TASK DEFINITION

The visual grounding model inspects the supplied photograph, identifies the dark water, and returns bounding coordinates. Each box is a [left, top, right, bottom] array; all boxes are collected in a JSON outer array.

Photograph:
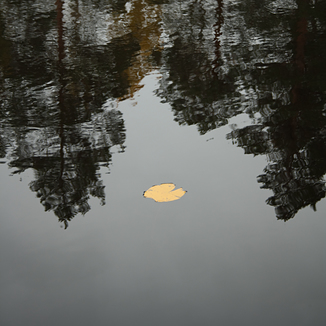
[[0, 1, 325, 325]]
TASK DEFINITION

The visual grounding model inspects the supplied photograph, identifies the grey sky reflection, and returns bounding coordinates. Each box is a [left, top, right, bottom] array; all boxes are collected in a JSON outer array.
[[1, 74, 325, 326]]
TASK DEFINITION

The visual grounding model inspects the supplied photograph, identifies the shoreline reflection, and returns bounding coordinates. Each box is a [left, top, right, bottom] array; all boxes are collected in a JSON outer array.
[[0, 0, 325, 226]]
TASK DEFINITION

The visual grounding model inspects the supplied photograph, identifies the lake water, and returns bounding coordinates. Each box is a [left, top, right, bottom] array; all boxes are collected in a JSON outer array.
[[0, 1, 325, 325]]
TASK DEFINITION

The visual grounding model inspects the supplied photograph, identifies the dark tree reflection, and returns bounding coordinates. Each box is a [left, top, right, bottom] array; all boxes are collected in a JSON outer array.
[[0, 0, 325, 224], [0, 0, 137, 227], [225, 0, 326, 220], [158, 0, 326, 220], [158, 0, 238, 134]]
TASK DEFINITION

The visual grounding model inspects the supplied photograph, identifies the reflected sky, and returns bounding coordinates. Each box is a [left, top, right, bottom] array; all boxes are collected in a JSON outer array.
[[1, 71, 326, 326]]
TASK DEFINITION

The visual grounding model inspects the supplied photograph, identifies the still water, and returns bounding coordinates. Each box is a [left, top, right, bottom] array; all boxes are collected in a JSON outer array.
[[0, 0, 325, 325]]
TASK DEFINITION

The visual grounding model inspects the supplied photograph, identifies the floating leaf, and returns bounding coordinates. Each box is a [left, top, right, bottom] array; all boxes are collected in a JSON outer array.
[[143, 183, 186, 202]]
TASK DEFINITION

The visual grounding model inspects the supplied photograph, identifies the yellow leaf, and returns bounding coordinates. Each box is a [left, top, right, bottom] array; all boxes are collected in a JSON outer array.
[[143, 183, 186, 202]]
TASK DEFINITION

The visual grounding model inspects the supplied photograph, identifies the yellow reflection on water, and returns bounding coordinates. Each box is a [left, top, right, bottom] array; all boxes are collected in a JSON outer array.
[[118, 0, 163, 100]]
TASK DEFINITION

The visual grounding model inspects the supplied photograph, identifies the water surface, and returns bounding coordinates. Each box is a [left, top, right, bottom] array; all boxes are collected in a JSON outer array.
[[0, 1, 325, 325]]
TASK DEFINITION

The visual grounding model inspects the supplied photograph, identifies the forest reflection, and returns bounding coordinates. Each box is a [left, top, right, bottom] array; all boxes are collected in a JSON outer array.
[[0, 0, 325, 226]]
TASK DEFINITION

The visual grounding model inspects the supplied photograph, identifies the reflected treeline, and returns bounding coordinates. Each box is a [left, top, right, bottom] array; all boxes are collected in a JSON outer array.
[[158, 0, 237, 133], [0, 0, 325, 224], [0, 0, 165, 227], [0, 0, 135, 227], [158, 0, 326, 220], [229, 0, 326, 220]]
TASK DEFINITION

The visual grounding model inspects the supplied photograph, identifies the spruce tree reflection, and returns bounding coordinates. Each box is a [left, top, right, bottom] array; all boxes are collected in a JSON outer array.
[[158, 0, 237, 134], [1, 0, 325, 225], [0, 0, 140, 227], [158, 0, 326, 220], [227, 0, 326, 220]]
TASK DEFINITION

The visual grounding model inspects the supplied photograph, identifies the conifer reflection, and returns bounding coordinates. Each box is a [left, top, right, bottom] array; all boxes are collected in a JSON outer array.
[[158, 0, 326, 220], [0, 0, 325, 224], [158, 0, 236, 134], [226, 0, 326, 220], [0, 0, 136, 227]]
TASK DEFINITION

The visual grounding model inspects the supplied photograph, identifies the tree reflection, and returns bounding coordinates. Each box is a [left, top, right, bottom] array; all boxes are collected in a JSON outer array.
[[225, 0, 326, 220], [0, 0, 325, 224], [158, 0, 237, 134], [158, 0, 326, 220], [0, 0, 136, 227]]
